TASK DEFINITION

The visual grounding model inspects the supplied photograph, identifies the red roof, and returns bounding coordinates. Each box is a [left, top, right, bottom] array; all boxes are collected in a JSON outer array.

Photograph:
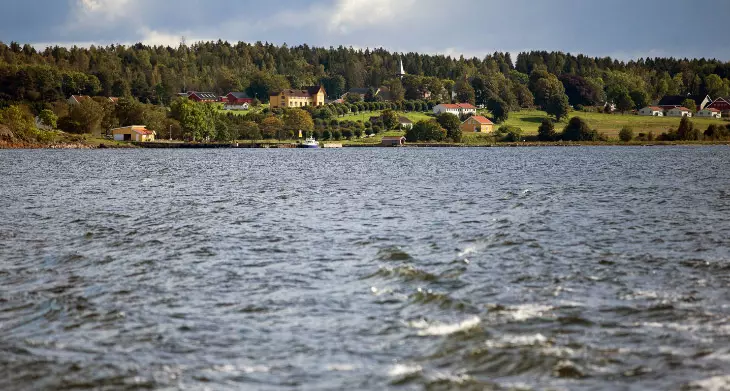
[[439, 103, 477, 109], [468, 115, 493, 125], [647, 106, 663, 111], [705, 108, 721, 112], [673, 107, 691, 111]]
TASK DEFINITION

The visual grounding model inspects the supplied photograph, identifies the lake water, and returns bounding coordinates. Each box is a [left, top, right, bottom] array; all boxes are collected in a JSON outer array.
[[1, 146, 730, 390]]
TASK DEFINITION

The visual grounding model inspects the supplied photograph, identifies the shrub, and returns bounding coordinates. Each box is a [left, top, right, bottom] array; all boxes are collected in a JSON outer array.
[[495, 125, 523, 142], [405, 120, 447, 142], [537, 119, 556, 141], [618, 126, 633, 142], [562, 116, 598, 141]]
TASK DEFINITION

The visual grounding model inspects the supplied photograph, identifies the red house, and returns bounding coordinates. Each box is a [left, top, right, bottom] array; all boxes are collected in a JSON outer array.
[[226, 92, 253, 105], [706, 97, 730, 113], [187, 92, 218, 103]]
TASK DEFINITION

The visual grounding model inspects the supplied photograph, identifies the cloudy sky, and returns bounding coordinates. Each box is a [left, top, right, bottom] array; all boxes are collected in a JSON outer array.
[[2, 0, 729, 60]]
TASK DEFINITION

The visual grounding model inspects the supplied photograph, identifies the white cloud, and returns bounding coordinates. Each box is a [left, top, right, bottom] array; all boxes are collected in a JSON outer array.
[[328, 0, 417, 32], [77, 0, 136, 21]]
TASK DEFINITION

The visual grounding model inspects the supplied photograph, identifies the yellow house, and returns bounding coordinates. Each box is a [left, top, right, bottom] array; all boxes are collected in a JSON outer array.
[[112, 125, 156, 142], [270, 86, 326, 109], [460, 115, 494, 133]]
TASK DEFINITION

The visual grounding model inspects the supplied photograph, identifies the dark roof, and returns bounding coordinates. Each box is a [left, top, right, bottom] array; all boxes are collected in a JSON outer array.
[[398, 116, 413, 124], [348, 88, 370, 95], [658, 95, 708, 106], [189, 91, 218, 100], [227, 92, 250, 99], [304, 85, 324, 95], [270, 86, 324, 98]]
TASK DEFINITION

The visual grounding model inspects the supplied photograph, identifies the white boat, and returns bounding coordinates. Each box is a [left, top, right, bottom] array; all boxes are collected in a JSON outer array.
[[300, 136, 319, 148]]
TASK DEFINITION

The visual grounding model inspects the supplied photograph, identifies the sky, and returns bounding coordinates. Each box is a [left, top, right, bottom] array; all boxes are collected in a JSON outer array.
[[1, 0, 729, 61]]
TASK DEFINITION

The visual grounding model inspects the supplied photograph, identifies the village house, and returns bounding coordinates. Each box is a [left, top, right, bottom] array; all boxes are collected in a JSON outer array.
[[111, 125, 155, 142], [343, 86, 393, 102], [638, 106, 664, 116], [398, 116, 413, 129], [667, 107, 693, 117], [433, 103, 477, 117], [460, 115, 494, 133], [223, 92, 252, 110], [381, 136, 406, 147], [68, 95, 119, 105], [67, 95, 90, 105], [705, 97, 730, 114], [658, 95, 712, 111], [270, 86, 326, 109], [226, 92, 252, 105], [696, 108, 722, 119], [187, 92, 218, 103]]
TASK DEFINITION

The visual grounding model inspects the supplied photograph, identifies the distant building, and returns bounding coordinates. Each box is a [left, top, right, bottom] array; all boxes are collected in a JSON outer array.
[[67, 95, 91, 105], [705, 97, 730, 114], [396, 59, 406, 80], [638, 106, 664, 117], [270, 86, 326, 109], [667, 107, 693, 117], [187, 92, 218, 103], [381, 136, 406, 146], [433, 103, 477, 117], [696, 108, 722, 119], [223, 102, 249, 111], [398, 116, 413, 129], [460, 115, 494, 133], [226, 92, 253, 105], [658, 95, 712, 111], [112, 125, 155, 142]]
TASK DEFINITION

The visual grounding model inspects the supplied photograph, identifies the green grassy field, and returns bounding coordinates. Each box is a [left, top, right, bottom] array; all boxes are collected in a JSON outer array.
[[217, 103, 270, 116], [335, 110, 434, 123], [492, 109, 728, 138]]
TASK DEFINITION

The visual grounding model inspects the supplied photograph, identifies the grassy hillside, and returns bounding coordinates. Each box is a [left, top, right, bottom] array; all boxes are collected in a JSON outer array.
[[495, 109, 727, 138]]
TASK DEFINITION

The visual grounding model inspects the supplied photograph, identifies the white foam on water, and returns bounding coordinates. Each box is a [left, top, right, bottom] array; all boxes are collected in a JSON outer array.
[[508, 304, 553, 321], [211, 364, 269, 374], [458, 247, 476, 258], [388, 364, 422, 377], [689, 375, 730, 391], [327, 364, 355, 372], [412, 316, 481, 336], [485, 333, 547, 348]]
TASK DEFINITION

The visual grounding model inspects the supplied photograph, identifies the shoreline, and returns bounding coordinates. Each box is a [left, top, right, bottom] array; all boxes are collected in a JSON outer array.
[[2, 140, 729, 150]]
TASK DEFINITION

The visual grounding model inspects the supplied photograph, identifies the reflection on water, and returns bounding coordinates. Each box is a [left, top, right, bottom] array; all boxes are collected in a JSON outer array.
[[1, 146, 730, 390]]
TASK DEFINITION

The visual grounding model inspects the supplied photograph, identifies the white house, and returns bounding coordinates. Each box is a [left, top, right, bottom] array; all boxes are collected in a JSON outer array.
[[433, 103, 477, 117], [223, 102, 249, 111], [696, 108, 722, 119], [667, 107, 693, 117], [638, 106, 664, 116]]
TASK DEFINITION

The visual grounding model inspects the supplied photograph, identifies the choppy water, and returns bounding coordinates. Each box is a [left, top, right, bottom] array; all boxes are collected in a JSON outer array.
[[1, 146, 730, 390]]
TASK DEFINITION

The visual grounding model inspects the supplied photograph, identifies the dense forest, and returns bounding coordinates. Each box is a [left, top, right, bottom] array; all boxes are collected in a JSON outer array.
[[1, 40, 730, 104], [1, 40, 729, 144]]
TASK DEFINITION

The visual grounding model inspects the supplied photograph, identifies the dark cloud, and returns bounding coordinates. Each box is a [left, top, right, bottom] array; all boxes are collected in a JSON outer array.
[[1, 0, 728, 60]]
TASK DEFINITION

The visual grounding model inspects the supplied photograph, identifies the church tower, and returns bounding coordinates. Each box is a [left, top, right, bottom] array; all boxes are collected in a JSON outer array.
[[396, 58, 406, 79]]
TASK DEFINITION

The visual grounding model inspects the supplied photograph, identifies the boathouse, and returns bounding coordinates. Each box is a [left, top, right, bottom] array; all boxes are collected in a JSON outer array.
[[112, 126, 156, 142], [381, 136, 406, 147]]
